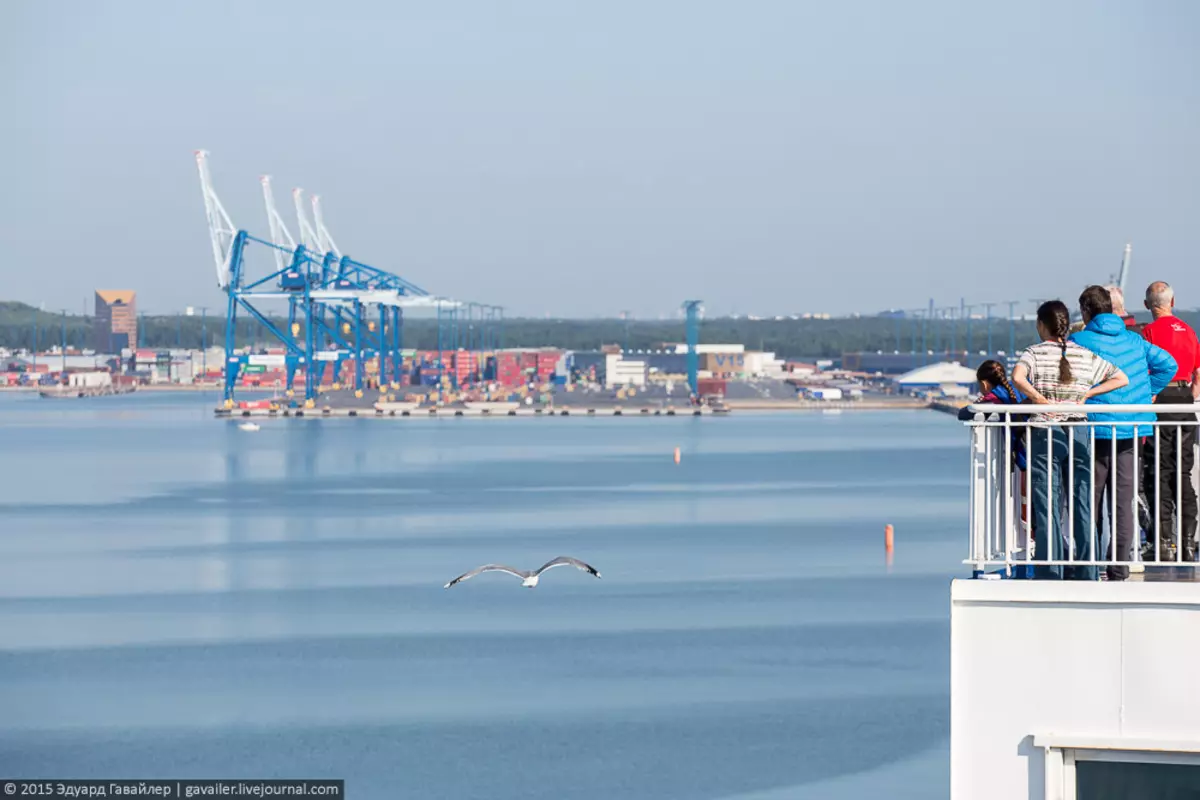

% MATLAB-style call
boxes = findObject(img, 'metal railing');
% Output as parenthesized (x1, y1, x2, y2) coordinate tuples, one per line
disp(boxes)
(965, 402, 1200, 579)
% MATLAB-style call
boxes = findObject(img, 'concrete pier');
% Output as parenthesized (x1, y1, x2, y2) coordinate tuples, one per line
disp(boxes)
(215, 405, 727, 419)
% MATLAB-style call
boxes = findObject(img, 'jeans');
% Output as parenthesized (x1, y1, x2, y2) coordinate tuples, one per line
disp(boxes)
(1029, 427, 1096, 580)
(1150, 385, 1198, 560)
(1094, 437, 1136, 581)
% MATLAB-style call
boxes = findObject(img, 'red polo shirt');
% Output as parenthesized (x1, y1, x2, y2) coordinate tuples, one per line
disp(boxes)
(1143, 315, 1200, 383)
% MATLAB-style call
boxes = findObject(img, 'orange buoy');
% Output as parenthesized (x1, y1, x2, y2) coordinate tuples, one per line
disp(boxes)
(885, 524, 895, 552)
(673, 447, 681, 464)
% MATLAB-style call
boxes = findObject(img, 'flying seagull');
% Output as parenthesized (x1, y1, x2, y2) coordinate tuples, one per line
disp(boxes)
(444, 556, 601, 589)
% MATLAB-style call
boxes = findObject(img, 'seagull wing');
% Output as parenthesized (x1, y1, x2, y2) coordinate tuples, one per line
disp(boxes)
(443, 564, 527, 589)
(534, 556, 601, 579)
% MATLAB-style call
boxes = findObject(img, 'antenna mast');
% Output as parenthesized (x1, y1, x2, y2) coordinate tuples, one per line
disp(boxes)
(195, 150, 236, 289)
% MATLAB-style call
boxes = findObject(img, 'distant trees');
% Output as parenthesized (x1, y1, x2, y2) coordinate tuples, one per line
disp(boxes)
(2, 300, 1186, 359)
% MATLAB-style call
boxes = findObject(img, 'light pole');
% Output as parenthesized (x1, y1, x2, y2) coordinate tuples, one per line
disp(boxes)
(60, 309, 67, 376)
(199, 307, 209, 379)
(948, 306, 957, 356)
(960, 297, 967, 356)
(1007, 301, 1019, 361)
(982, 302, 995, 357)
(963, 302, 974, 357)
(922, 308, 929, 365)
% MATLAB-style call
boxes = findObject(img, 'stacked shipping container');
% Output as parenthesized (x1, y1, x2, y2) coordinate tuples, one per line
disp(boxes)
(495, 352, 524, 387)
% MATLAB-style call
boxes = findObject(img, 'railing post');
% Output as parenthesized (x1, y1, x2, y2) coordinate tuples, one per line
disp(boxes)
(969, 417, 990, 576)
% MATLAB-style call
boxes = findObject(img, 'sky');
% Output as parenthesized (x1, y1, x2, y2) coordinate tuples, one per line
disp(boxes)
(1, 0, 1198, 318)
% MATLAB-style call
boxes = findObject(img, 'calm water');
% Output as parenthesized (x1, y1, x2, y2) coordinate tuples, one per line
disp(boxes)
(0, 393, 962, 799)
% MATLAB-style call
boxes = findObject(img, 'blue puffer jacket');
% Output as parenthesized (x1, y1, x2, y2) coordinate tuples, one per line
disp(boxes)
(1070, 313, 1177, 438)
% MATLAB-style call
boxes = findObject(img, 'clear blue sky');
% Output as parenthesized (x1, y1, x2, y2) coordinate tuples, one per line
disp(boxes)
(1, 0, 1197, 318)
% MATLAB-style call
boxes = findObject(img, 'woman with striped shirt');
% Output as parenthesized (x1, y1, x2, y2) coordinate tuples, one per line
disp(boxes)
(1012, 300, 1128, 580)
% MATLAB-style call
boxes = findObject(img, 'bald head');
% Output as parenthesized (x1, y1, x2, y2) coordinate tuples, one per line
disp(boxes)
(1145, 281, 1174, 316)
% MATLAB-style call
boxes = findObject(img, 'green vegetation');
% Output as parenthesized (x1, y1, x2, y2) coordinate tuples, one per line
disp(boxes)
(1, 301, 1190, 360)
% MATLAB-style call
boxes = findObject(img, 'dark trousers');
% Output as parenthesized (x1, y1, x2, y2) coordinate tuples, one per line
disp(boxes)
(1094, 438, 1136, 580)
(1150, 385, 1198, 559)
(1029, 428, 1096, 580)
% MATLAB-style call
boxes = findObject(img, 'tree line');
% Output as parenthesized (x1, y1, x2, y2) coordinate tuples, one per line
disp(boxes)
(2, 301, 1191, 360)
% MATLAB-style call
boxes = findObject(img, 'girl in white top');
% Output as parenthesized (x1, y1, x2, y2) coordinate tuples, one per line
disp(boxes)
(1011, 300, 1127, 580)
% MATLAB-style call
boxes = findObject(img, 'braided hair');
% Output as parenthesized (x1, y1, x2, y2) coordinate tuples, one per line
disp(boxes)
(1037, 300, 1073, 384)
(976, 360, 1018, 402)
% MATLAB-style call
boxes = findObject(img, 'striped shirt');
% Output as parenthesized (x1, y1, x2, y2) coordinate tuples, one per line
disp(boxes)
(1017, 340, 1118, 422)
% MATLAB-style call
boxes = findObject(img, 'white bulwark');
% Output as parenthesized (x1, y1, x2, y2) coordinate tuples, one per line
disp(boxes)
(954, 402, 1200, 799)
(951, 580, 1200, 799)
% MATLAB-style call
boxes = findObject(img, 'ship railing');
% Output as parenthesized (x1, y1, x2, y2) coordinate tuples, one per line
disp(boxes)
(964, 402, 1200, 578)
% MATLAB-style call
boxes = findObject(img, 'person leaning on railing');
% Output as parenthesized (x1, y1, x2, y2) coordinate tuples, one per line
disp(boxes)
(958, 360, 1029, 471)
(1140, 281, 1200, 562)
(1012, 300, 1129, 581)
(1071, 285, 1176, 581)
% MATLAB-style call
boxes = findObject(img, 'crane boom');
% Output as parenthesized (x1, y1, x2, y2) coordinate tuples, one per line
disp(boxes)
(311, 195, 342, 259)
(1115, 243, 1132, 294)
(292, 188, 322, 253)
(260, 175, 296, 274)
(195, 150, 236, 289)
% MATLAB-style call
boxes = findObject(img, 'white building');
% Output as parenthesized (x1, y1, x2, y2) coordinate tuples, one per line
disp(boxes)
(603, 353, 647, 388)
(894, 361, 977, 394)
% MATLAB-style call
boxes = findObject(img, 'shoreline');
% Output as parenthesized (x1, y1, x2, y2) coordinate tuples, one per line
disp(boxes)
(1, 384, 969, 416)
(0, 384, 228, 393)
(722, 399, 930, 411)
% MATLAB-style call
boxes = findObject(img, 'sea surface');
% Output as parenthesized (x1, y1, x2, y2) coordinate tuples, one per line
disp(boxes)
(0, 392, 963, 799)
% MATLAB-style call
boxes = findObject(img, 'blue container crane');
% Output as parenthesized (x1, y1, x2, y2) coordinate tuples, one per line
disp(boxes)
(683, 300, 702, 396)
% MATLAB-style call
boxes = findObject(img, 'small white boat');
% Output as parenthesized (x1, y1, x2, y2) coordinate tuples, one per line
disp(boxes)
(238, 422, 261, 432)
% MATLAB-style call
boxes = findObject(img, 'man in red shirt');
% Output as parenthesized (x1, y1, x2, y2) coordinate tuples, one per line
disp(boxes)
(1142, 281, 1200, 561)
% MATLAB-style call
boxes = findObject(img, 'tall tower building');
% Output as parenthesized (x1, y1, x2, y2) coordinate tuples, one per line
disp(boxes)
(93, 290, 137, 353)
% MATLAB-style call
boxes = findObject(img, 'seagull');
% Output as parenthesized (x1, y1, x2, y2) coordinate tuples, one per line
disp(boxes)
(238, 422, 261, 431)
(444, 556, 601, 589)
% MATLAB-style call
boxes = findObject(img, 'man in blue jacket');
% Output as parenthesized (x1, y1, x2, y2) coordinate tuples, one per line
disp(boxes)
(1071, 285, 1177, 580)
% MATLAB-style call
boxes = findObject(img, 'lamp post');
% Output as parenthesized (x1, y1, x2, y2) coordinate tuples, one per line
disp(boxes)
(981, 302, 995, 357)
(61, 309, 67, 376)
(195, 307, 208, 379)
(1007, 301, 1019, 362)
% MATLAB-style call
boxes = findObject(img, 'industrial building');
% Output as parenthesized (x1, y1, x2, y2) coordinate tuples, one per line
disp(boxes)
(893, 361, 979, 396)
(842, 351, 1010, 375)
(92, 290, 137, 353)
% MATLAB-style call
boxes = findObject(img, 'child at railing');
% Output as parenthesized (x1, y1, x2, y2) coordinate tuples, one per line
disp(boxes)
(959, 360, 1029, 470)
(1012, 301, 1129, 580)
